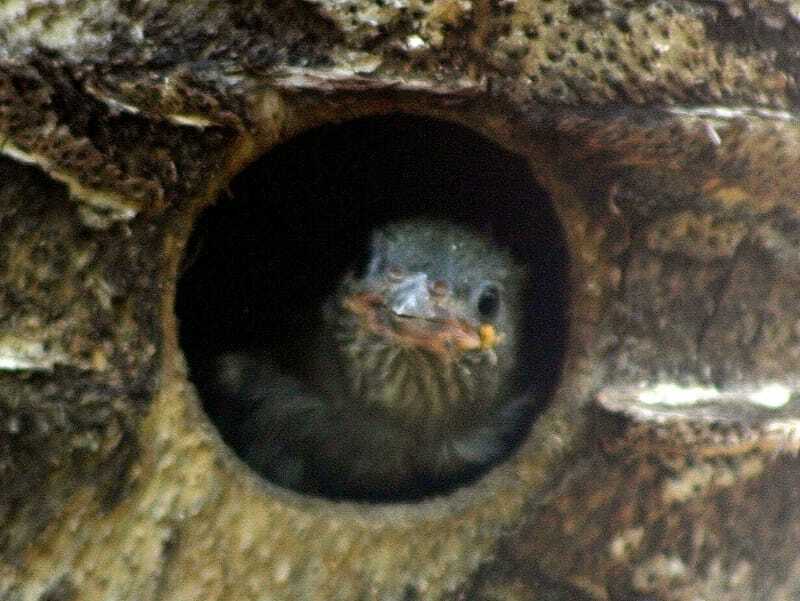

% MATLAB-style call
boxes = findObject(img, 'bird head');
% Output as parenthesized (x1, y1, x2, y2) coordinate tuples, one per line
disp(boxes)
(331, 219, 525, 426)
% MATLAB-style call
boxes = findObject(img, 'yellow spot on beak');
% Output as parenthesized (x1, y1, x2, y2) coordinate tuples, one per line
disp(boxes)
(479, 324, 500, 350)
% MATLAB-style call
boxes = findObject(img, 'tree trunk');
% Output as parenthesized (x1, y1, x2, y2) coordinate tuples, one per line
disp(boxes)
(2, 1, 800, 599)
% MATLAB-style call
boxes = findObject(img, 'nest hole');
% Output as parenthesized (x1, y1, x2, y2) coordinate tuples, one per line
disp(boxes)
(177, 114, 568, 501)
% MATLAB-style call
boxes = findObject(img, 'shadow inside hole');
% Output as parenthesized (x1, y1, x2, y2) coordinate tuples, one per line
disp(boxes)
(177, 114, 568, 501)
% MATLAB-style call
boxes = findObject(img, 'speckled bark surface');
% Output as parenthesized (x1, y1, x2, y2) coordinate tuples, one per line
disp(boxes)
(1, 0, 799, 600)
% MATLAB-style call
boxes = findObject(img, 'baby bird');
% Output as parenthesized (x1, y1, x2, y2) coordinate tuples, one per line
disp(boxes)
(212, 219, 527, 499)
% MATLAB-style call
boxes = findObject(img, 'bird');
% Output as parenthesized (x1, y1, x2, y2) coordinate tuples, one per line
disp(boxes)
(208, 219, 528, 499)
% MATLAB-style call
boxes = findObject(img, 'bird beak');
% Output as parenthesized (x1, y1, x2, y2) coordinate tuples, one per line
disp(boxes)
(478, 324, 501, 351)
(387, 273, 437, 320)
(342, 275, 503, 357)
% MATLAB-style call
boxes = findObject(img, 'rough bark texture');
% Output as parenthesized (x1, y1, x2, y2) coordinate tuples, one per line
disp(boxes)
(1, 0, 800, 599)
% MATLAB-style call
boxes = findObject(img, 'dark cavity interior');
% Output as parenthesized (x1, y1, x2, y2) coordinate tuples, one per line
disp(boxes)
(177, 114, 568, 501)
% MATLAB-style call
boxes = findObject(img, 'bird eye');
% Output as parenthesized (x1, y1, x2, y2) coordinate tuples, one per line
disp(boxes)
(477, 285, 501, 319)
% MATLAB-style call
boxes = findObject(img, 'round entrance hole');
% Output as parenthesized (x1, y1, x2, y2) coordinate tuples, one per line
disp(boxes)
(177, 114, 568, 501)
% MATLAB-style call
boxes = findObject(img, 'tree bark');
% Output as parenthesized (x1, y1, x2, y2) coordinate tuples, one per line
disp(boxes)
(2, 1, 800, 599)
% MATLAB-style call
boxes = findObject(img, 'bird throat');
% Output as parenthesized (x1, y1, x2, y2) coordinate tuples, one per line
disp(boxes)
(331, 308, 492, 430)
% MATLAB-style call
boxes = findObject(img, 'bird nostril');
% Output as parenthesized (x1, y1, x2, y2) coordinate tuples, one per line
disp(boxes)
(429, 279, 449, 297)
(387, 264, 406, 282)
